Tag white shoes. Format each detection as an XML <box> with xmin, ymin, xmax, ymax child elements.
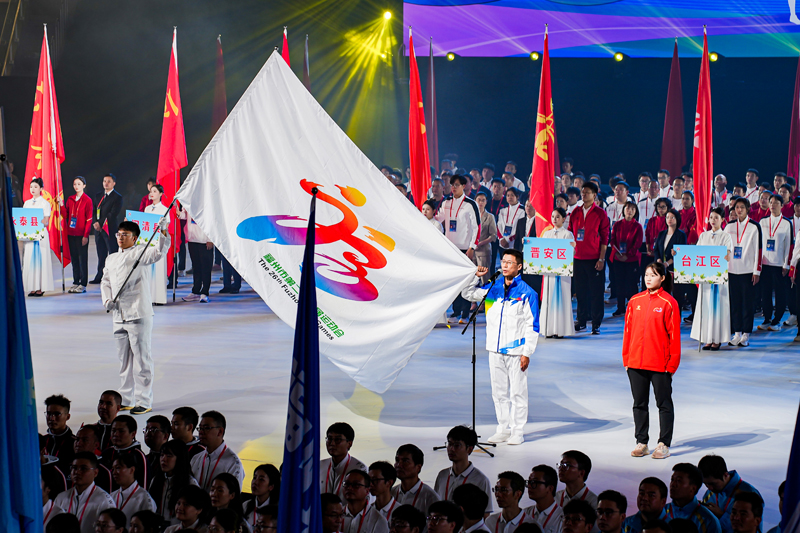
<box><xmin>729</xmin><ymin>332</ymin><xmax>742</xmax><ymax>346</ymax></box>
<box><xmin>487</xmin><ymin>432</ymin><xmax>510</xmax><ymax>443</ymax></box>
<box><xmin>739</xmin><ymin>333</ymin><xmax>750</xmax><ymax>347</ymax></box>
<box><xmin>785</xmin><ymin>315</ymin><xmax>798</xmax><ymax>326</ymax></box>
<box><xmin>507</xmin><ymin>435</ymin><xmax>524</xmax><ymax>445</ymax></box>
<box><xmin>631</xmin><ymin>443</ymin><xmax>650</xmax><ymax>457</ymax></box>
<box><xmin>767</xmin><ymin>323</ymin><xmax>780</xmax><ymax>332</ymax></box>
<box><xmin>651</xmin><ymin>442</ymin><xmax>670</xmax><ymax>459</ymax></box>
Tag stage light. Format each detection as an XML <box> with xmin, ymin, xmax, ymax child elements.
<box><xmin>383</xmin><ymin>11</ymin><xmax>392</xmax><ymax>20</ymax></box>
<box><xmin>446</xmin><ymin>52</ymin><xmax>455</xmax><ymax>61</ymax></box>
<box><xmin>530</xmin><ymin>51</ymin><xmax>540</xmax><ymax>61</ymax></box>
<box><xmin>709</xmin><ymin>51</ymin><xmax>719</xmax><ymax>62</ymax></box>
<box><xmin>614</xmin><ymin>52</ymin><xmax>624</xmax><ymax>62</ymax></box>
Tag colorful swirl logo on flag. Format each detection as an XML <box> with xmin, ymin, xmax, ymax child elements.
<box><xmin>236</xmin><ymin>179</ymin><xmax>395</xmax><ymax>302</ymax></box>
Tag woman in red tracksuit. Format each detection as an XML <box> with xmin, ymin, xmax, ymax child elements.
<box><xmin>622</xmin><ymin>261</ymin><xmax>681</xmax><ymax>461</ymax></box>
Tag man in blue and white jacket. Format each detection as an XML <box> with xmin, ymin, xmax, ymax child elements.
<box><xmin>462</xmin><ymin>248</ymin><xmax>540</xmax><ymax>446</ymax></box>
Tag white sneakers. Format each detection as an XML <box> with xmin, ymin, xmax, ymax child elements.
<box><xmin>487</xmin><ymin>432</ymin><xmax>510</xmax><ymax>443</ymax></box>
<box><xmin>739</xmin><ymin>333</ymin><xmax>750</xmax><ymax>347</ymax></box>
<box><xmin>507</xmin><ymin>435</ymin><xmax>524</xmax><ymax>445</ymax></box>
<box><xmin>729</xmin><ymin>332</ymin><xmax>742</xmax><ymax>346</ymax></box>
<box><xmin>784</xmin><ymin>315</ymin><xmax>798</xmax><ymax>326</ymax></box>
<box><xmin>652</xmin><ymin>442</ymin><xmax>670</xmax><ymax>459</ymax></box>
<box><xmin>631</xmin><ymin>443</ymin><xmax>650</xmax><ymax>457</ymax></box>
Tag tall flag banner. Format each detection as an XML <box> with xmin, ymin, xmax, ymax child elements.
<box><xmin>788</xmin><ymin>55</ymin><xmax>800</xmax><ymax>182</ymax></box>
<box><xmin>156</xmin><ymin>28</ymin><xmax>188</xmax><ymax>275</ymax></box>
<box><xmin>282</xmin><ymin>27</ymin><xmax>291</xmax><ymax>66</ymax></box>
<box><xmin>425</xmin><ymin>37</ymin><xmax>439</xmax><ymax>175</ymax></box>
<box><xmin>212</xmin><ymin>35</ymin><xmax>228</xmax><ymax>135</ymax></box>
<box><xmin>276</xmin><ymin>191</ymin><xmax>322</xmax><ymax>533</ymax></box>
<box><xmin>693</xmin><ymin>27</ymin><xmax>713</xmax><ymax>241</ymax></box>
<box><xmin>782</xmin><ymin>401</ymin><xmax>800</xmax><ymax>533</ymax></box>
<box><xmin>661</xmin><ymin>39</ymin><xmax>687</xmax><ymax>181</ymax></box>
<box><xmin>408</xmin><ymin>28</ymin><xmax>432</xmax><ymax>211</ymax></box>
<box><xmin>176</xmin><ymin>51</ymin><xmax>476</xmax><ymax>392</ymax></box>
<box><xmin>0</xmin><ymin>173</ymin><xmax>43</xmax><ymax>533</ymax></box>
<box><xmin>24</xmin><ymin>25</ymin><xmax>69</xmax><ymax>266</ymax></box>
<box><xmin>303</xmin><ymin>34</ymin><xmax>310</xmax><ymax>92</ymax></box>
<box><xmin>530</xmin><ymin>26</ymin><xmax>556</xmax><ymax>237</ymax></box>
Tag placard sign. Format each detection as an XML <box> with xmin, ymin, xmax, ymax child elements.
<box><xmin>126</xmin><ymin>210</ymin><xmax>162</xmax><ymax>246</ymax></box>
<box><xmin>673</xmin><ymin>245</ymin><xmax>728</xmax><ymax>284</ymax></box>
<box><xmin>12</xmin><ymin>208</ymin><xmax>45</xmax><ymax>241</ymax></box>
<box><xmin>523</xmin><ymin>237</ymin><xmax>574</xmax><ymax>276</ymax></box>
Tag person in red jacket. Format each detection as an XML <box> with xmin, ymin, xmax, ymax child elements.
<box><xmin>622</xmin><ymin>261</ymin><xmax>681</xmax><ymax>461</ymax></box>
<box><xmin>610</xmin><ymin>201</ymin><xmax>643</xmax><ymax>317</ymax></box>
<box><xmin>60</xmin><ymin>176</ymin><xmax>94</xmax><ymax>292</ymax></box>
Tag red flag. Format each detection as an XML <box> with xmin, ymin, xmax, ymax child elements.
<box><xmin>530</xmin><ymin>26</ymin><xmax>557</xmax><ymax>237</ymax></box>
<box><xmin>788</xmin><ymin>55</ymin><xmax>800</xmax><ymax>183</ymax></box>
<box><xmin>282</xmin><ymin>27</ymin><xmax>290</xmax><ymax>66</ymax></box>
<box><xmin>212</xmin><ymin>35</ymin><xmax>227</xmax><ymax>135</ymax></box>
<box><xmin>661</xmin><ymin>39</ymin><xmax>686</xmax><ymax>181</ymax></box>
<box><xmin>425</xmin><ymin>38</ymin><xmax>439</xmax><ymax>175</ymax></box>
<box><xmin>303</xmin><ymin>34</ymin><xmax>310</xmax><ymax>91</ymax></box>
<box><xmin>24</xmin><ymin>25</ymin><xmax>69</xmax><ymax>266</ymax></box>
<box><xmin>156</xmin><ymin>28</ymin><xmax>188</xmax><ymax>275</ymax></box>
<box><xmin>692</xmin><ymin>28</ymin><xmax>713</xmax><ymax>241</ymax></box>
<box><xmin>408</xmin><ymin>28</ymin><xmax>431</xmax><ymax>211</ymax></box>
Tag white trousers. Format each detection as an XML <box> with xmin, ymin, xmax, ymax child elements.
<box><xmin>488</xmin><ymin>351</ymin><xmax>528</xmax><ymax>437</ymax></box>
<box><xmin>113</xmin><ymin>316</ymin><xmax>154</xmax><ymax>409</ymax></box>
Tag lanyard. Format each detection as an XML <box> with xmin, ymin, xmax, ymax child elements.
<box><xmin>527</xmin><ymin>218</ymin><xmax>536</xmax><ymax>237</ymax></box>
<box><xmin>68</xmin><ymin>485</ymin><xmax>97</xmax><ymax>525</ymax></box>
<box><xmin>355</xmin><ymin>504</ymin><xmax>369</xmax><ymax>533</ymax></box>
<box><xmin>444</xmin><ymin>470</ymin><xmax>470</xmax><ymax>498</ymax></box>
<box><xmin>560</xmin><ymin>486</ymin><xmax>588</xmax><ymax>507</ymax></box>
<box><xmin>383</xmin><ymin>500</ymin><xmax>396</xmax><ymax>522</ymax></box>
<box><xmin>715</xmin><ymin>479</ymin><xmax>743</xmax><ymax>512</ymax></box>
<box><xmin>768</xmin><ymin>217</ymin><xmax>782</xmax><ymax>238</ymax></box>
<box><xmin>96</xmin><ymin>194</ymin><xmax>106</xmax><ymax>217</ymax></box>
<box><xmin>200</xmin><ymin>444</ymin><xmax>227</xmax><ymax>488</ymax></box>
<box><xmin>116</xmin><ymin>483</ymin><xmax>139</xmax><ymax>510</ymax></box>
<box><xmin>325</xmin><ymin>455</ymin><xmax>351</xmax><ymax>494</ymax></box>
<box><xmin>450</xmin><ymin>195</ymin><xmax>466</xmax><ymax>221</ymax></box>
<box><xmin>505</xmin><ymin>204</ymin><xmax>521</xmax><ymax>226</ymax></box>
<box><xmin>43</xmin><ymin>501</ymin><xmax>55</xmax><ymax>524</ymax></box>
<box><xmin>735</xmin><ymin>220</ymin><xmax>747</xmax><ymax>245</ymax></box>
<box><xmin>541</xmin><ymin>504</ymin><xmax>558</xmax><ymax>529</ymax></box>
<box><xmin>492</xmin><ymin>199</ymin><xmax>504</xmax><ymax>217</ymax></box>
<box><xmin>69</xmin><ymin>195</ymin><xmax>84</xmax><ymax>220</ymax></box>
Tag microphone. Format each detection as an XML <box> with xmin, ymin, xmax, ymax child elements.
<box><xmin>489</xmin><ymin>270</ymin><xmax>502</xmax><ymax>283</ymax></box>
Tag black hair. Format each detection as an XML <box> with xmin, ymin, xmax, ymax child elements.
<box><xmin>672</xmin><ymin>463</ymin><xmax>703</xmax><ymax>493</ymax></box>
<box><xmin>42</xmin><ymin>465</ymin><xmax>66</xmax><ymax>496</ymax></box>
<box><xmin>45</xmin><ymin>394</ymin><xmax>71</xmax><ymax>412</ymax></box>
<box><xmin>681</xmin><ymin>172</ymin><xmax>693</xmax><ymax>179</ymax></box>
<box><xmin>598</xmin><ymin>490</ymin><xmax>627</xmax><ymax>514</ymax></box>
<box><xmin>779</xmin><ymin>480</ymin><xmax>786</xmax><ymax>497</ymax></box>
<box><xmin>397</xmin><ymin>443</ymin><xmax>424</xmax><ymax>466</ymax></box>
<box><xmin>638</xmin><ymin>172</ymin><xmax>653</xmax><ymax>180</ymax></box>
<box><xmin>659</xmin><ymin>169</ymin><xmax>670</xmax><ymax>177</ymax></box>
<box><xmin>615</xmin><ymin>181</ymin><xmax>630</xmax><ymax>190</ymax></box>
<box><xmin>344</xmin><ymin>469</ymin><xmax>370</xmax><ymax>486</ymax></box>
<box><xmin>46</xmin><ymin>513</ymin><xmax>81</xmax><ymax>533</ymax></box>
<box><xmin>780</xmin><ymin>183</ymin><xmax>793</xmax><ymax>192</ymax></box>
<box><xmin>73</xmin><ymin>451</ymin><xmax>99</xmax><ymax>469</ymax></box>
<box><xmin>771</xmin><ymin>193</ymin><xmax>785</xmax><ymax>205</ymax></box>
<box><xmin>428</xmin><ymin>500</ymin><xmax>464</xmax><ymax>531</ymax></box>
<box><xmin>566</xmin><ymin>186</ymin><xmax>581</xmax><ymax>197</ymax></box>
<box><xmin>380</xmin><ymin>165</ymin><xmax>393</xmax><ymax>173</ymax></box>
<box><xmin>450</xmin><ymin>174</ymin><xmax>468</xmax><ymax>186</ymax></box>
<box><xmin>640</xmin><ymin>477</ymin><xmax>668</xmax><ymax>499</ymax></box>
<box><xmin>114</xmin><ymin>414</ymin><xmax>137</xmax><ymax>434</ymax></box>
<box><xmin>506</xmin><ymin>187</ymin><xmax>520</xmax><ymax>200</ymax></box>
<box><xmin>645</xmin><ymin>261</ymin><xmax>673</xmax><ymax>294</ymax></box>
<box><xmin>31</xmin><ymin>177</ymin><xmax>44</xmax><ymax>188</ymax></box>
<box><xmin>212</xmin><ymin>508</ymin><xmax>242</xmax><ymax>532</ymax></box>
<box><xmin>655</xmin><ymin>198</ymin><xmax>672</xmax><ymax>211</ymax></box>
<box><xmin>102</xmin><ymin>390</ymin><xmax>123</xmax><ymax>406</ymax></box>
<box><xmin>666</xmin><ymin>208</ymin><xmax>682</xmax><ymax>228</ymax></box>
<box><xmin>202</xmin><ymin>410</ymin><xmax>227</xmax><ymax>431</ymax></box>
<box><xmin>150</xmin><ymin>439</ymin><xmax>193</xmax><ymax>515</ymax></box>
<box><xmin>453</xmin><ymin>483</ymin><xmax>489</xmax><ymax>520</ymax></box>
<box><xmin>447</xmin><ymin>425</ymin><xmax>478</xmax><ymax>448</ymax></box>
<box><xmin>747</xmin><ymin>168</ymin><xmax>760</xmax><ymax>176</ymax></box>
<box><xmin>563</xmin><ymin>499</ymin><xmax>597</xmax><ymax>527</ymax></box>
<box><xmin>555</xmin><ymin>193</ymin><xmax>569</xmax><ymax>204</ymax></box>
<box><xmin>709</xmin><ymin>206</ymin><xmax>725</xmax><ymax>219</ymax></box>
<box><xmin>369</xmin><ymin>461</ymin><xmax>397</xmax><ymax>485</ymax></box>
<box><xmin>321</xmin><ymin>492</ymin><xmax>342</xmax><ymax>509</ymax></box>
<box><xmin>177</xmin><ymin>485</ymin><xmax>212</xmax><ymax>522</ymax></box>
<box><xmin>682</xmin><ymin>190</ymin><xmax>695</xmax><ymax>201</ymax></box>
<box><xmin>105</xmin><ymin>173</ymin><xmax>118</xmax><ymax>182</ymax></box>
<box><xmin>150</xmin><ymin>183</ymin><xmax>164</xmax><ymax>194</ymax></box>
<box><xmin>483</xmin><ymin>163</ymin><xmax>496</xmax><ymax>172</ymax></box>
<box><xmin>697</xmin><ymin>455</ymin><xmax>727</xmax><ymax>479</ymax></box>
<box><xmin>788</xmin><ymin>176</ymin><xmax>797</xmax><ymax>186</ymax></box>
<box><xmin>562</xmin><ymin>450</ymin><xmax>592</xmax><ymax>481</ymax></box>
<box><xmin>562</xmin><ymin>157</ymin><xmax>574</xmax><ymax>165</ymax></box>
<box><xmin>553</xmin><ymin>207</ymin><xmax>567</xmax><ymax>220</ymax></box>
<box><xmin>146</xmin><ymin>176</ymin><xmax>158</xmax><ymax>185</ymax></box>
<box><xmin>732</xmin><ymin>197</ymin><xmax>751</xmax><ymax>211</ymax></box>
<box><xmin>673</xmin><ymin>176</ymin><xmax>685</xmax><ymax>184</ymax></box>
<box><xmin>393</xmin><ymin>504</ymin><xmax>426</xmax><ymax>530</ymax></box>
<box><xmin>422</xmin><ymin>199</ymin><xmax>438</xmax><ymax>213</ymax></box>
<box><xmin>644</xmin><ymin>519</ymin><xmax>674</xmax><ymax>533</ymax></box>
<box><xmin>244</xmin><ymin>464</ymin><xmax>281</xmax><ymax>519</ymax></box>
<box><xmin>98</xmin><ymin>508</ymin><xmax>128</xmax><ymax>531</ymax></box>
<box><xmin>624</xmin><ymin>201</ymin><xmax>639</xmax><ymax>220</ymax></box>
<box><xmin>474</xmin><ymin>191</ymin><xmax>488</xmax><ymax>199</ymax></box>
<box><xmin>112</xmin><ymin>452</ymin><xmax>138</xmax><ymax>470</ymax></box>
<box><xmin>173</xmin><ymin>406</ymin><xmax>199</xmax><ymax>431</ymax></box>
<box><xmin>506</xmin><ymin>160</ymin><xmax>517</xmax><ymax>167</ymax></box>
<box><xmin>147</xmin><ymin>414</ymin><xmax>171</xmax><ymax>435</ymax></box>
<box><xmin>118</xmin><ymin>221</ymin><xmax>141</xmax><ymax>238</ymax></box>
<box><xmin>532</xmin><ymin>465</ymin><xmax>559</xmax><ymax>496</ymax></box>
<box><xmin>431</xmin><ymin>177</ymin><xmax>444</xmax><ymax>186</ymax></box>
<box><xmin>733</xmin><ymin>492</ymin><xmax>764</xmax><ymax>519</ymax></box>
<box><xmin>502</xmin><ymin>248</ymin><xmax>524</xmax><ymax>266</ymax></box>
<box><xmin>326</xmin><ymin>422</ymin><xmax>354</xmax><ymax>441</ymax></box>
<box><xmin>212</xmin><ymin>472</ymin><xmax>244</xmax><ymax>512</ymax></box>
<box><xmin>774</xmin><ymin>171</ymin><xmax>786</xmax><ymax>179</ymax></box>
<box><xmin>498</xmin><ymin>471</ymin><xmax>526</xmax><ymax>498</ymax></box>
<box><xmin>490</xmin><ymin>177</ymin><xmax>505</xmax><ymax>186</ymax></box>
<box><xmin>73</xmin><ymin>176</ymin><xmax>87</xmax><ymax>185</ymax></box>
<box><xmin>256</xmin><ymin>504</ymin><xmax>279</xmax><ymax>518</ymax></box>
<box><xmin>130</xmin><ymin>510</ymin><xmax>162</xmax><ymax>533</ymax></box>
<box><xmin>582</xmin><ymin>181</ymin><xmax>599</xmax><ymax>195</ymax></box>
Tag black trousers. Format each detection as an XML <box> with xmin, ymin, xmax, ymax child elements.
<box><xmin>789</xmin><ymin>278</ymin><xmax>798</xmax><ymax>317</ymax></box>
<box><xmin>188</xmin><ymin>242</ymin><xmax>214</xmax><ymax>295</ymax></box>
<box><xmin>675</xmin><ymin>283</ymin><xmax>697</xmax><ymax>315</ymax></box>
<box><xmin>614</xmin><ymin>260</ymin><xmax>639</xmax><ymax>313</ymax></box>
<box><xmin>178</xmin><ymin>219</ymin><xmax>187</xmax><ymax>271</ymax></box>
<box><xmin>760</xmin><ymin>265</ymin><xmax>788</xmax><ymax>324</ymax></box>
<box><xmin>67</xmin><ymin>235</ymin><xmax>89</xmax><ymax>287</ymax></box>
<box><xmin>222</xmin><ymin>256</ymin><xmax>241</xmax><ymax>289</ymax></box>
<box><xmin>606</xmin><ymin>247</ymin><xmax>615</xmax><ymax>298</ymax></box>
<box><xmin>729</xmin><ymin>273</ymin><xmax>756</xmax><ymax>333</ymax></box>
<box><xmin>93</xmin><ymin>229</ymin><xmax>118</xmax><ymax>280</ymax></box>
<box><xmin>574</xmin><ymin>258</ymin><xmax>605</xmax><ymax>329</ymax></box>
<box><xmin>627</xmin><ymin>368</ymin><xmax>674</xmax><ymax>447</ymax></box>
<box><xmin>452</xmin><ymin>249</ymin><xmax>473</xmax><ymax>318</ymax></box>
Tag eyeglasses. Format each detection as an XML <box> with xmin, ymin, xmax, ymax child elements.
<box><xmin>492</xmin><ymin>486</ymin><xmax>513</xmax><ymax>493</ymax></box>
<box><xmin>557</xmin><ymin>462</ymin><xmax>578</xmax><ymax>470</ymax></box>
<box><xmin>70</xmin><ymin>465</ymin><xmax>96</xmax><ymax>472</ymax></box>
<box><xmin>44</xmin><ymin>411</ymin><xmax>64</xmax><ymax>418</ymax></box>
<box><xmin>390</xmin><ymin>520</ymin><xmax>411</xmax><ymax>529</ymax></box>
<box><xmin>445</xmin><ymin>441</ymin><xmax>465</xmax><ymax>449</ymax></box>
<box><xmin>343</xmin><ymin>482</ymin><xmax>367</xmax><ymax>489</ymax></box>
<box><xmin>94</xmin><ymin>521</ymin><xmax>116</xmax><ymax>530</ymax></box>
<box><xmin>427</xmin><ymin>515</ymin><xmax>451</xmax><ymax>524</ymax></box>
<box><xmin>500</xmin><ymin>260</ymin><xmax>519</xmax><ymax>266</ymax></box>
<box><xmin>596</xmin><ymin>508</ymin><xmax>620</xmax><ymax>517</ymax></box>
<box><xmin>526</xmin><ymin>480</ymin><xmax>547</xmax><ymax>488</ymax></box>
<box><xmin>115</xmin><ymin>232</ymin><xmax>133</xmax><ymax>238</ymax></box>
<box><xmin>143</xmin><ymin>427</ymin><xmax>165</xmax><ymax>434</ymax></box>
<box><xmin>564</xmin><ymin>515</ymin><xmax>587</xmax><ymax>524</ymax></box>
<box><xmin>197</xmin><ymin>425</ymin><xmax>220</xmax><ymax>432</ymax></box>
<box><xmin>325</xmin><ymin>436</ymin><xmax>347</xmax><ymax>444</ymax></box>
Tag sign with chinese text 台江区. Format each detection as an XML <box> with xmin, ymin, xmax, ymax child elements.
<box><xmin>12</xmin><ymin>208</ymin><xmax>45</xmax><ymax>241</ymax></box>
<box><xmin>126</xmin><ymin>210</ymin><xmax>162</xmax><ymax>246</ymax></box>
<box><xmin>523</xmin><ymin>237</ymin><xmax>574</xmax><ymax>276</ymax></box>
<box><xmin>673</xmin><ymin>245</ymin><xmax>728</xmax><ymax>284</ymax></box>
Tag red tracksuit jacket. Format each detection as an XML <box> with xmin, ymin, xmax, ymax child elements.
<box><xmin>622</xmin><ymin>288</ymin><xmax>681</xmax><ymax>374</ymax></box>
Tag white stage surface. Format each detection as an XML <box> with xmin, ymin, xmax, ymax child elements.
<box><xmin>29</xmin><ymin>245</ymin><xmax>797</xmax><ymax>528</ymax></box>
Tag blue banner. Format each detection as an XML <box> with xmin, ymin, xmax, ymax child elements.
<box><xmin>1</xmin><ymin>178</ymin><xmax>43</xmax><ymax>532</ymax></box>
<box><xmin>278</xmin><ymin>192</ymin><xmax>322</xmax><ymax>533</ymax></box>
<box><xmin>523</xmin><ymin>237</ymin><xmax>574</xmax><ymax>276</ymax></box>
<box><xmin>782</xmin><ymin>401</ymin><xmax>800</xmax><ymax>533</ymax></box>
<box><xmin>125</xmin><ymin>210</ymin><xmax>162</xmax><ymax>246</ymax></box>
<box><xmin>673</xmin><ymin>245</ymin><xmax>728</xmax><ymax>284</ymax></box>
<box><xmin>11</xmin><ymin>207</ymin><xmax>45</xmax><ymax>241</ymax></box>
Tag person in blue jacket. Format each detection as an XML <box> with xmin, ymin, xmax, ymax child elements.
<box><xmin>462</xmin><ymin>248</ymin><xmax>540</xmax><ymax>446</ymax></box>
<box><xmin>665</xmin><ymin>463</ymin><xmax>722</xmax><ymax>533</ymax></box>
<box><xmin>698</xmin><ymin>455</ymin><xmax>762</xmax><ymax>533</ymax></box>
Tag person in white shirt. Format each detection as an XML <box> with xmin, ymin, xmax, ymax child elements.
<box><xmin>21</xmin><ymin>178</ymin><xmax>54</xmax><ymax>296</ymax></box>
<box><xmin>428</xmin><ymin>500</ymin><xmax>466</xmax><ymax>533</ymax></box>
<box><xmin>683</xmin><ymin>172</ymin><xmax>694</xmax><ymax>192</ymax></box>
<box><xmin>788</xmin><ymin>197</ymin><xmax>800</xmax><ymax>329</ymax></box>
<box><xmin>556</xmin><ymin>451</ymin><xmax>598</xmax><ymax>509</ymax></box>
<box><xmin>724</xmin><ymin>198</ymin><xmax>763</xmax><ymax>347</ymax></box>
<box><xmin>42</xmin><ymin>472</ymin><xmax>66</xmax><ymax>529</ymax></box>
<box><xmin>209</xmin><ymin>473</ymin><xmax>250</xmax><ymax>533</ymax></box>
<box><xmin>743</xmin><ymin>169</ymin><xmax>760</xmax><ymax>205</ymax></box>
<box><xmin>711</xmin><ymin>174</ymin><xmax>730</xmax><ymax>209</ymax></box>
<box><xmin>657</xmin><ymin>170</ymin><xmax>672</xmax><ymax>199</ymax></box>
<box><xmin>170</xmin><ymin>406</ymin><xmax>206</xmax><ymax>460</ymax></box>
<box><xmin>565</xmin><ymin>187</ymin><xmax>583</xmax><ymax>227</ymax></box>
<box><xmin>453</xmin><ymin>484</ymin><xmax>491</xmax><ymax>532</ymax></box>
<box><xmin>164</xmin><ymin>485</ymin><xmax>211</xmax><ymax>533</ymax></box>
<box><xmin>322</xmin><ymin>493</ymin><xmax>346</xmax><ymax>533</ymax></box>
<box><xmin>392</xmin><ymin>444</ymin><xmax>441</xmax><ymax>518</ymax></box>
<box><xmin>633</xmin><ymin>174</ymin><xmax>650</xmax><ymax>204</ymax></box>
<box><xmin>606</xmin><ymin>182</ymin><xmax>629</xmax><ymax>229</ymax></box>
<box><xmin>143</xmin><ymin>184</ymin><xmax>170</xmax><ymax>305</ymax></box>
<box><xmin>110</xmin><ymin>454</ymin><xmax>157</xmax><ymax>524</ymax></box>
<box><xmin>669</xmin><ymin>177</ymin><xmax>685</xmax><ymax>210</ymax></box>
<box><xmin>503</xmin><ymin>171</ymin><xmax>526</xmax><ymax>193</ymax></box>
<box><xmin>637</xmin><ymin>178</ymin><xmax>661</xmax><ymax>233</ymax></box>
<box><xmin>486</xmin><ymin>472</ymin><xmax>533</xmax><ymax>532</ymax></box>
<box><xmin>95</xmin><ymin>509</ymin><xmax>128</xmax><ymax>533</ymax></box>
<box><xmin>181</xmin><ymin>208</ymin><xmax>214</xmax><ymax>303</ymax></box>
<box><xmin>562</xmin><ymin>500</ymin><xmax>596</xmax><ymax>533</ymax></box>
<box><xmin>498</xmin><ymin>188</ymin><xmax>525</xmax><ymax>250</ymax></box>
<box><xmin>523</xmin><ymin>465</ymin><xmax>564</xmax><ymax>533</ymax></box>
<box><xmin>369</xmin><ymin>461</ymin><xmax>398</xmax><ymax>523</ymax></box>
<box><xmin>100</xmin><ymin>219</ymin><xmax>170</xmax><ymax>415</ymax></box>
<box><xmin>54</xmin><ymin>453</ymin><xmax>116</xmax><ymax>533</ymax></box>
<box><xmin>596</xmin><ymin>491</ymin><xmax>627</xmax><ymax>533</ymax></box>
<box><xmin>423</xmin><ymin>199</ymin><xmax>444</xmax><ymax>233</ymax></box>
<box><xmin>343</xmin><ymin>470</ymin><xmax>389</xmax><ymax>533</ymax></box>
<box><xmin>757</xmin><ymin>194</ymin><xmax>793</xmax><ymax>331</ymax></box>
<box><xmin>434</xmin><ymin>426</ymin><xmax>493</xmax><ymax>514</ymax></box>
<box><xmin>150</xmin><ymin>439</ymin><xmax>198</xmax><ymax>524</ymax></box>
<box><xmin>190</xmin><ymin>411</ymin><xmax>245</xmax><ymax>491</ymax></box>
<box><xmin>243</xmin><ymin>464</ymin><xmax>279</xmax><ymax>529</ymax></box>
<box><xmin>320</xmin><ymin>422</ymin><xmax>368</xmax><ymax>500</ymax></box>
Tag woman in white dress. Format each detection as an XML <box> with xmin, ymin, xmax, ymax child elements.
<box><xmin>691</xmin><ymin>207</ymin><xmax>733</xmax><ymax>350</ymax></box>
<box><xmin>22</xmin><ymin>178</ymin><xmax>54</xmax><ymax>296</ymax></box>
<box><xmin>145</xmin><ymin>184</ymin><xmax>169</xmax><ymax>305</ymax></box>
<box><xmin>539</xmin><ymin>207</ymin><xmax>576</xmax><ymax>338</ymax></box>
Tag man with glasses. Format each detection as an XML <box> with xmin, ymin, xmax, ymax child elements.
<box><xmin>322</xmin><ymin>493</ymin><xmax>346</xmax><ymax>533</ymax></box>
<box><xmin>556</xmin><ymin>451</ymin><xmax>598</xmax><ymax>509</ymax></box>
<box><xmin>486</xmin><ymin>471</ymin><xmax>532</xmax><ymax>532</ymax></box>
<box><xmin>253</xmin><ymin>505</ymin><xmax>279</xmax><ymax>532</ymax></box>
<box><xmin>370</xmin><ymin>461</ymin><xmax>398</xmax><ymax>522</ymax></box>
<box><xmin>53</xmin><ymin>452</ymin><xmax>116</xmax><ymax>533</ymax></box>
<box><xmin>170</xmin><ymin>406</ymin><xmax>206</xmax><ymax>459</ymax></box>
<box><xmin>622</xmin><ymin>477</ymin><xmax>669</xmax><ymax>533</ymax></box>
<box><xmin>427</xmin><ymin>501</ymin><xmax>465</xmax><ymax>533</ymax></box>
<box><xmin>392</xmin><ymin>444</ymin><xmax>440</xmax><ymax>518</ymax></box>
<box><xmin>523</xmin><ymin>465</ymin><xmax>563</xmax><ymax>533</ymax></box>
<box><xmin>190</xmin><ymin>410</ymin><xmax>244</xmax><ymax>491</ymax></box>
<box><xmin>343</xmin><ymin>470</ymin><xmax>389</xmax><ymax>533</ymax></box>
<box><xmin>390</xmin><ymin>504</ymin><xmax>427</xmax><ymax>533</ymax></box>
<box><xmin>597</xmin><ymin>491</ymin><xmax>628</xmax><ymax>533</ymax></box>
<box><xmin>100</xmin><ymin>414</ymin><xmax>149</xmax><ymax>491</ymax></box>
<box><xmin>434</xmin><ymin>426</ymin><xmax>493</xmax><ymax>514</ymax></box>
<box><xmin>100</xmin><ymin>219</ymin><xmax>170</xmax><ymax>415</ymax></box>
<box><xmin>143</xmin><ymin>415</ymin><xmax>171</xmax><ymax>479</ymax></box>
<box><xmin>320</xmin><ymin>422</ymin><xmax>367</xmax><ymax>500</ymax></box>
<box><xmin>96</xmin><ymin>390</ymin><xmax>124</xmax><ymax>450</ymax></box>
<box><xmin>563</xmin><ymin>500</ymin><xmax>597</xmax><ymax>533</ymax></box>
<box><xmin>40</xmin><ymin>394</ymin><xmax>76</xmax><ymax>480</ymax></box>
<box><xmin>453</xmin><ymin>483</ymin><xmax>491</xmax><ymax>532</ymax></box>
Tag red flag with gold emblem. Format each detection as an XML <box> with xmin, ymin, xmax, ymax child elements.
<box><xmin>24</xmin><ymin>25</ymin><xmax>69</xmax><ymax>266</ymax></box>
<box><xmin>408</xmin><ymin>28</ymin><xmax>431</xmax><ymax>211</ymax></box>
<box><xmin>156</xmin><ymin>28</ymin><xmax>187</xmax><ymax>275</ymax></box>
<box><xmin>530</xmin><ymin>26</ymin><xmax>556</xmax><ymax>237</ymax></box>
<box><xmin>693</xmin><ymin>28</ymin><xmax>713</xmax><ymax>241</ymax></box>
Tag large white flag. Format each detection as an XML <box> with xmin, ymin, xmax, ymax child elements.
<box><xmin>177</xmin><ymin>51</ymin><xmax>476</xmax><ymax>393</ymax></box>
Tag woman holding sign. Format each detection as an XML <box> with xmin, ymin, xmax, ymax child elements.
<box><xmin>690</xmin><ymin>207</ymin><xmax>733</xmax><ymax>350</ymax></box>
<box><xmin>539</xmin><ymin>207</ymin><xmax>575</xmax><ymax>338</ymax></box>
<box><xmin>145</xmin><ymin>184</ymin><xmax>170</xmax><ymax>305</ymax></box>
<box><xmin>22</xmin><ymin>178</ymin><xmax>54</xmax><ymax>296</ymax></box>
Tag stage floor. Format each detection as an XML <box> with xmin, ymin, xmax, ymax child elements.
<box><xmin>28</xmin><ymin>244</ymin><xmax>797</xmax><ymax>527</ymax></box>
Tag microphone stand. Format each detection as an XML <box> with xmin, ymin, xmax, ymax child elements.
<box><xmin>107</xmin><ymin>196</ymin><xmax>177</xmax><ymax>311</ymax></box>
<box><xmin>433</xmin><ymin>272</ymin><xmax>499</xmax><ymax>457</ymax></box>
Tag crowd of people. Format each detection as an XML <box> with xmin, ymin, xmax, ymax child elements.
<box><xmin>38</xmin><ymin>391</ymin><xmax>785</xmax><ymax>533</ymax></box>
